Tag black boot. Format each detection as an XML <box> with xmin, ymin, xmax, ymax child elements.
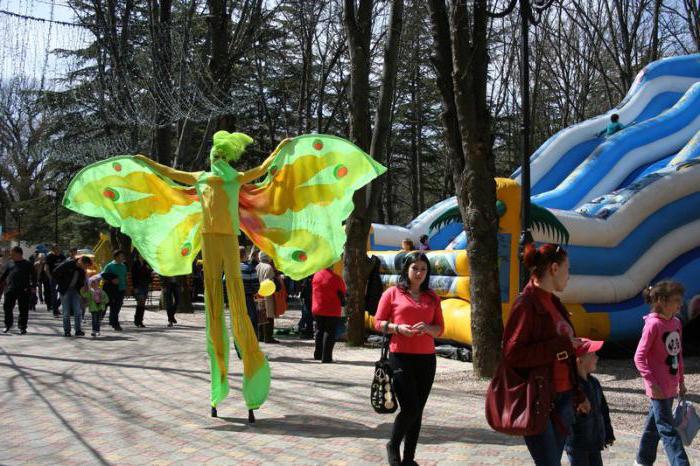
<box><xmin>386</xmin><ymin>441</ymin><xmax>401</xmax><ymax>466</ymax></box>
<box><xmin>264</xmin><ymin>319</ymin><xmax>279</xmax><ymax>344</ymax></box>
<box><xmin>134</xmin><ymin>305</ymin><xmax>144</xmax><ymax>327</ymax></box>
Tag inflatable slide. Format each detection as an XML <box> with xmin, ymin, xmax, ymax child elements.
<box><xmin>367</xmin><ymin>54</ymin><xmax>700</xmax><ymax>344</ymax></box>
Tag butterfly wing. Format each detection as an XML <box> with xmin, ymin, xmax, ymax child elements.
<box><xmin>63</xmin><ymin>156</ymin><xmax>202</xmax><ymax>276</ymax></box>
<box><xmin>239</xmin><ymin>135</ymin><xmax>386</xmax><ymax>280</ymax></box>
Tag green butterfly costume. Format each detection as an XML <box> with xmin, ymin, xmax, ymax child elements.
<box><xmin>64</xmin><ymin>132</ymin><xmax>386</xmax><ymax>415</ymax></box>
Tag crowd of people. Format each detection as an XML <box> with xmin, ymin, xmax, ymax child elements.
<box><xmin>1</xmin><ymin>245</ymin><xmax>167</xmax><ymax>337</ymax></box>
<box><xmin>493</xmin><ymin>243</ymin><xmax>690</xmax><ymax>466</ymax></box>
<box><xmin>0</xmin><ymin>242</ymin><xmax>354</xmax><ymax>354</ymax></box>
<box><xmin>372</xmin><ymin>244</ymin><xmax>690</xmax><ymax>466</ymax></box>
<box><xmin>1</xmin><ymin>238</ymin><xmax>691</xmax><ymax>465</ymax></box>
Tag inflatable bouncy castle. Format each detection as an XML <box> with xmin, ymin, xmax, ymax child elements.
<box><xmin>367</xmin><ymin>53</ymin><xmax>700</xmax><ymax>344</ymax></box>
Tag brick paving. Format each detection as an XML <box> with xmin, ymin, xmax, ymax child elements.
<box><xmin>1</xmin><ymin>297</ymin><xmax>698</xmax><ymax>465</ymax></box>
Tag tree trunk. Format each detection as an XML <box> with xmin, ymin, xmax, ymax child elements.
<box><xmin>647</xmin><ymin>0</ymin><xmax>662</xmax><ymax>63</ymax></box>
<box><xmin>343</xmin><ymin>0</ymin><xmax>373</xmax><ymax>346</ymax></box>
<box><xmin>428</xmin><ymin>0</ymin><xmax>502</xmax><ymax>378</ymax></box>
<box><xmin>343</xmin><ymin>0</ymin><xmax>403</xmax><ymax>346</ymax></box>
<box><xmin>684</xmin><ymin>0</ymin><xmax>699</xmax><ymax>52</ymax></box>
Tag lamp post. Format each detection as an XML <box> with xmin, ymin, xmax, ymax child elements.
<box><xmin>48</xmin><ymin>188</ymin><xmax>61</xmax><ymax>245</ymax></box>
<box><xmin>54</xmin><ymin>192</ymin><xmax>59</xmax><ymax>245</ymax></box>
<box><xmin>488</xmin><ymin>0</ymin><xmax>553</xmax><ymax>289</ymax></box>
<box><xmin>11</xmin><ymin>207</ymin><xmax>25</xmax><ymax>246</ymax></box>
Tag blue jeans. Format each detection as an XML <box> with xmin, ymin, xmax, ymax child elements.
<box><xmin>637</xmin><ymin>398</ymin><xmax>689</xmax><ymax>466</ymax></box>
<box><xmin>566</xmin><ymin>449</ymin><xmax>603</xmax><ymax>466</ymax></box>
<box><xmin>245</xmin><ymin>294</ymin><xmax>257</xmax><ymax>330</ymax></box>
<box><xmin>524</xmin><ymin>390</ymin><xmax>575</xmax><ymax>466</ymax></box>
<box><xmin>61</xmin><ymin>289</ymin><xmax>82</xmax><ymax>334</ymax></box>
<box><xmin>298</xmin><ymin>300</ymin><xmax>314</xmax><ymax>336</ymax></box>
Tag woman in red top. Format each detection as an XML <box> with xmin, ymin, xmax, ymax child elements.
<box><xmin>499</xmin><ymin>243</ymin><xmax>587</xmax><ymax>465</ymax></box>
<box><xmin>374</xmin><ymin>252</ymin><xmax>444</xmax><ymax>466</ymax></box>
<box><xmin>311</xmin><ymin>267</ymin><xmax>346</xmax><ymax>363</ymax></box>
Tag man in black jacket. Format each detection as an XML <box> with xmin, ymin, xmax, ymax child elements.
<box><xmin>45</xmin><ymin>244</ymin><xmax>66</xmax><ymax>317</ymax></box>
<box><xmin>53</xmin><ymin>255</ymin><xmax>92</xmax><ymax>337</ymax></box>
<box><xmin>2</xmin><ymin>247</ymin><xmax>36</xmax><ymax>334</ymax></box>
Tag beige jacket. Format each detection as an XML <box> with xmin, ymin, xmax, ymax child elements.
<box><xmin>255</xmin><ymin>262</ymin><xmax>276</xmax><ymax>318</ymax></box>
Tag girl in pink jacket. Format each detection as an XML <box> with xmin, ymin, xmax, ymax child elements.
<box><xmin>634</xmin><ymin>280</ymin><xmax>689</xmax><ymax>466</ymax></box>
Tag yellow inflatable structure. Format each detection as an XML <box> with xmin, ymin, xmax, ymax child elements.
<box><xmin>366</xmin><ymin>178</ymin><xmax>611</xmax><ymax>345</ymax></box>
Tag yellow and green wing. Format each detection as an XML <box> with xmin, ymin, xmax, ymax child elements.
<box><xmin>239</xmin><ymin>135</ymin><xmax>386</xmax><ymax>280</ymax></box>
<box><xmin>63</xmin><ymin>156</ymin><xmax>202</xmax><ymax>276</ymax></box>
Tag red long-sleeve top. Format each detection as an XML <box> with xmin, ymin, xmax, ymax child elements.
<box><xmin>374</xmin><ymin>286</ymin><xmax>444</xmax><ymax>354</ymax></box>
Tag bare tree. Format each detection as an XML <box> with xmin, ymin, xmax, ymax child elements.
<box><xmin>428</xmin><ymin>0</ymin><xmax>501</xmax><ymax>377</ymax></box>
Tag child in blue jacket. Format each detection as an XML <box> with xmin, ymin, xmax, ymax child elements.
<box><xmin>565</xmin><ymin>338</ymin><xmax>615</xmax><ymax>465</ymax></box>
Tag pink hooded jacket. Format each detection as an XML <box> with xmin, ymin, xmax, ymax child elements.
<box><xmin>634</xmin><ymin>313</ymin><xmax>684</xmax><ymax>399</ymax></box>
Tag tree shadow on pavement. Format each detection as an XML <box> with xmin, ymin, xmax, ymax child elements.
<box><xmin>209</xmin><ymin>414</ymin><xmax>521</xmax><ymax>446</ymax></box>
<box><xmin>267</xmin><ymin>356</ymin><xmax>375</xmax><ymax>367</ymax></box>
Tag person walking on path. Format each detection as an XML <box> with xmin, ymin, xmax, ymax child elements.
<box><xmin>634</xmin><ymin>280</ymin><xmax>690</xmax><ymax>466</ymax></box>
<box><xmin>131</xmin><ymin>251</ymin><xmax>153</xmax><ymax>328</ymax></box>
<box><xmin>81</xmin><ymin>275</ymin><xmax>109</xmax><ymax>337</ymax></box>
<box><xmin>45</xmin><ymin>244</ymin><xmax>65</xmax><ymax>317</ymax></box>
<box><xmin>498</xmin><ymin>243</ymin><xmax>588</xmax><ymax>466</ymax></box>
<box><xmin>54</xmin><ymin>255</ymin><xmax>92</xmax><ymax>337</ymax></box>
<box><xmin>34</xmin><ymin>253</ymin><xmax>49</xmax><ymax>306</ymax></box>
<box><xmin>161</xmin><ymin>275</ymin><xmax>180</xmax><ymax>327</ymax></box>
<box><xmin>297</xmin><ymin>275</ymin><xmax>314</xmax><ymax>339</ymax></box>
<box><xmin>102</xmin><ymin>249</ymin><xmax>127</xmax><ymax>331</ymax></box>
<box><xmin>364</xmin><ymin>255</ymin><xmax>383</xmax><ymax>316</ymax></box>
<box><xmin>255</xmin><ymin>252</ymin><xmax>278</xmax><ymax>343</ymax></box>
<box><xmin>374</xmin><ymin>252</ymin><xmax>444</xmax><ymax>466</ymax></box>
<box><xmin>565</xmin><ymin>338</ymin><xmax>615</xmax><ymax>466</ymax></box>
<box><xmin>240</xmin><ymin>246</ymin><xmax>259</xmax><ymax>333</ymax></box>
<box><xmin>1</xmin><ymin>247</ymin><xmax>36</xmax><ymax>335</ymax></box>
<box><xmin>311</xmin><ymin>267</ymin><xmax>346</xmax><ymax>362</ymax></box>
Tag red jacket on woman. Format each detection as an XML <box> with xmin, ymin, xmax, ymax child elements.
<box><xmin>311</xmin><ymin>269</ymin><xmax>346</xmax><ymax>317</ymax></box>
<box><xmin>502</xmin><ymin>282</ymin><xmax>584</xmax><ymax>410</ymax></box>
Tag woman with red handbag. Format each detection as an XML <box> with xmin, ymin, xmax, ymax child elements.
<box><xmin>374</xmin><ymin>252</ymin><xmax>444</xmax><ymax>466</ymax></box>
<box><xmin>494</xmin><ymin>243</ymin><xmax>588</xmax><ymax>465</ymax></box>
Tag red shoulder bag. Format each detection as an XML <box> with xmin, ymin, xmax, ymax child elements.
<box><xmin>485</xmin><ymin>360</ymin><xmax>553</xmax><ymax>436</ymax></box>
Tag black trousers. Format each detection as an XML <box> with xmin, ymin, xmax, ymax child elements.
<box><xmin>4</xmin><ymin>290</ymin><xmax>30</xmax><ymax>330</ymax></box>
<box><xmin>314</xmin><ymin>315</ymin><xmax>340</xmax><ymax>362</ymax></box>
<box><xmin>107</xmin><ymin>290</ymin><xmax>124</xmax><ymax>327</ymax></box>
<box><xmin>163</xmin><ymin>284</ymin><xmax>179</xmax><ymax>323</ymax></box>
<box><xmin>40</xmin><ymin>278</ymin><xmax>50</xmax><ymax>304</ymax></box>
<box><xmin>389</xmin><ymin>352</ymin><xmax>436</xmax><ymax>462</ymax></box>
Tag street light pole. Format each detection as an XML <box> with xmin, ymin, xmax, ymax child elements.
<box><xmin>487</xmin><ymin>0</ymin><xmax>553</xmax><ymax>289</ymax></box>
<box><xmin>518</xmin><ymin>0</ymin><xmax>534</xmax><ymax>289</ymax></box>
<box><xmin>11</xmin><ymin>207</ymin><xmax>25</xmax><ymax>246</ymax></box>
<box><xmin>54</xmin><ymin>193</ymin><xmax>59</xmax><ymax>245</ymax></box>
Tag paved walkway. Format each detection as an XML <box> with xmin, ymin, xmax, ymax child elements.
<box><xmin>1</xmin><ymin>299</ymin><xmax>698</xmax><ymax>465</ymax></box>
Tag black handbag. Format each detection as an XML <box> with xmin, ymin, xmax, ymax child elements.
<box><xmin>370</xmin><ymin>328</ymin><xmax>398</xmax><ymax>414</ymax></box>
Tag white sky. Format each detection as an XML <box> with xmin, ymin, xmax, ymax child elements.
<box><xmin>0</xmin><ymin>0</ymin><xmax>90</xmax><ymax>84</ymax></box>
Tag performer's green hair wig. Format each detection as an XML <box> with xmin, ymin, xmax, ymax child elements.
<box><xmin>210</xmin><ymin>131</ymin><xmax>254</xmax><ymax>163</ymax></box>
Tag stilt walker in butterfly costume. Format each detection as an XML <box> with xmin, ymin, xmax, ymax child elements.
<box><xmin>63</xmin><ymin>132</ymin><xmax>386</xmax><ymax>420</ymax></box>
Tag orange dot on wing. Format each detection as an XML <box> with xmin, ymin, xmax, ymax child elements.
<box><xmin>103</xmin><ymin>188</ymin><xmax>118</xmax><ymax>200</ymax></box>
